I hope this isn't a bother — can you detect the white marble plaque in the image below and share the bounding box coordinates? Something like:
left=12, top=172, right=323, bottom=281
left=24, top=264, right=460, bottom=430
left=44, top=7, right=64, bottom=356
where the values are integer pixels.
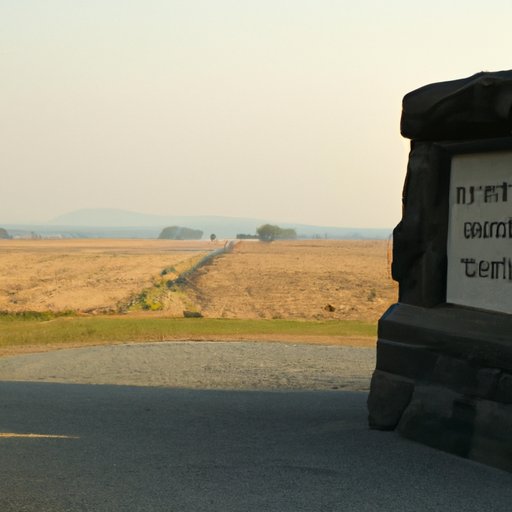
left=447, top=151, right=512, bottom=314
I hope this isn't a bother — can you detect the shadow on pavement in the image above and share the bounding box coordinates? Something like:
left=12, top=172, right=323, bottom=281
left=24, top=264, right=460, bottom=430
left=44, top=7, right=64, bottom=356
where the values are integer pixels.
left=0, top=381, right=511, bottom=512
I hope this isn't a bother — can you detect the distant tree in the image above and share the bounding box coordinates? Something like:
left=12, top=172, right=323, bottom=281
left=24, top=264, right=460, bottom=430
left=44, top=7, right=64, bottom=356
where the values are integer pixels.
left=279, top=228, right=297, bottom=240
left=256, top=224, right=297, bottom=242
left=256, top=224, right=280, bottom=242
left=0, top=228, right=10, bottom=239
left=158, top=226, right=203, bottom=240
left=236, top=234, right=259, bottom=240
left=210, top=233, right=217, bottom=242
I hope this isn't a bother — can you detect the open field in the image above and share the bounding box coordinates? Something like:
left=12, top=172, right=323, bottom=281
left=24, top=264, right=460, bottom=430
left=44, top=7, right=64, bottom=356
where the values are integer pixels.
left=188, top=240, right=396, bottom=322
left=0, top=239, right=209, bottom=315
left=0, top=239, right=395, bottom=352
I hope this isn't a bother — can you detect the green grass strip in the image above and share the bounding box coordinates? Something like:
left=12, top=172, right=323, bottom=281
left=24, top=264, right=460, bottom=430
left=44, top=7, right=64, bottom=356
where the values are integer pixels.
left=0, top=316, right=376, bottom=349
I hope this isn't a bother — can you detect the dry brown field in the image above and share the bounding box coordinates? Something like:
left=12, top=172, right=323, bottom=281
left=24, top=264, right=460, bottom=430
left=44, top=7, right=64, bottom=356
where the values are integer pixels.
left=188, top=240, right=397, bottom=322
left=0, top=239, right=396, bottom=321
left=0, top=239, right=209, bottom=314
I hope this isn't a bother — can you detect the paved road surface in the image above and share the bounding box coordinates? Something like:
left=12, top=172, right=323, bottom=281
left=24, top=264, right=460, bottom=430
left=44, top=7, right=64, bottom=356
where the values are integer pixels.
left=0, top=342, right=511, bottom=511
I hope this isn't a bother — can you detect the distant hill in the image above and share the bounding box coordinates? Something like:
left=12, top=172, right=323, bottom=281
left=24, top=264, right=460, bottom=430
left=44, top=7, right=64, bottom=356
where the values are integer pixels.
left=47, top=209, right=265, bottom=238
left=49, top=209, right=200, bottom=227
left=11, top=208, right=394, bottom=240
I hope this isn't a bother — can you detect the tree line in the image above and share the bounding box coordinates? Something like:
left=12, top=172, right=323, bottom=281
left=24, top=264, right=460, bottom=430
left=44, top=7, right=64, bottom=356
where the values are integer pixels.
left=158, top=226, right=203, bottom=240
left=255, top=224, right=297, bottom=242
left=158, top=224, right=297, bottom=241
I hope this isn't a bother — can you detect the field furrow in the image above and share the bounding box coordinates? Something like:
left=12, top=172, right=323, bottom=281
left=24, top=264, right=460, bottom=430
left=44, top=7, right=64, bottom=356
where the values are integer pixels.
left=0, top=240, right=210, bottom=314
left=187, top=240, right=396, bottom=322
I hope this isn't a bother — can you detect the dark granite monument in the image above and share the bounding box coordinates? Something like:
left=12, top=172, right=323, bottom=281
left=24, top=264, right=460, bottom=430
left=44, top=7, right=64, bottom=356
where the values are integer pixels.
left=367, top=70, right=512, bottom=471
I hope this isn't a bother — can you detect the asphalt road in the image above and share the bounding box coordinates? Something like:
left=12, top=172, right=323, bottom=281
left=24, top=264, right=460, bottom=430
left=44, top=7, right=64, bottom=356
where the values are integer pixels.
left=1, top=343, right=512, bottom=511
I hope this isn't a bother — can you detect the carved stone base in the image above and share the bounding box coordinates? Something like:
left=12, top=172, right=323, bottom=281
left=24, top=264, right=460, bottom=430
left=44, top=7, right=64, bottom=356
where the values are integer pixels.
left=368, top=303, right=512, bottom=471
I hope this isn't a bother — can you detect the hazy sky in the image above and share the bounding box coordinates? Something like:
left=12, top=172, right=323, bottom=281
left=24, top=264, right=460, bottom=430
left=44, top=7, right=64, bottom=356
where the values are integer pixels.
left=2, top=1, right=511, bottom=227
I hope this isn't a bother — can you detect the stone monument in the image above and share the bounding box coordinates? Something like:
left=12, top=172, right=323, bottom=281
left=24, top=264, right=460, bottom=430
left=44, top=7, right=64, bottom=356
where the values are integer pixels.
left=367, top=70, right=512, bottom=471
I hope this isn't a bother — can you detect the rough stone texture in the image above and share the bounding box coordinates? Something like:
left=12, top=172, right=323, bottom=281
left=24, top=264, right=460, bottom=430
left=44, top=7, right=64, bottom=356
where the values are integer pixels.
left=397, top=386, right=475, bottom=458
left=432, top=355, right=479, bottom=395
left=375, top=338, right=438, bottom=380
left=367, top=370, right=414, bottom=430
left=471, top=400, right=512, bottom=471
left=368, top=70, right=512, bottom=471
left=495, top=373, right=512, bottom=404
left=475, top=368, right=501, bottom=400
left=401, top=70, right=512, bottom=141
left=377, top=303, right=512, bottom=370
left=391, top=141, right=450, bottom=307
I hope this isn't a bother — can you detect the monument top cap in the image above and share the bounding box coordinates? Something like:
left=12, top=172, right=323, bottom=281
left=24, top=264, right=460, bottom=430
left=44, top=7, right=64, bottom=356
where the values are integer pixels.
left=401, top=70, right=512, bottom=141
